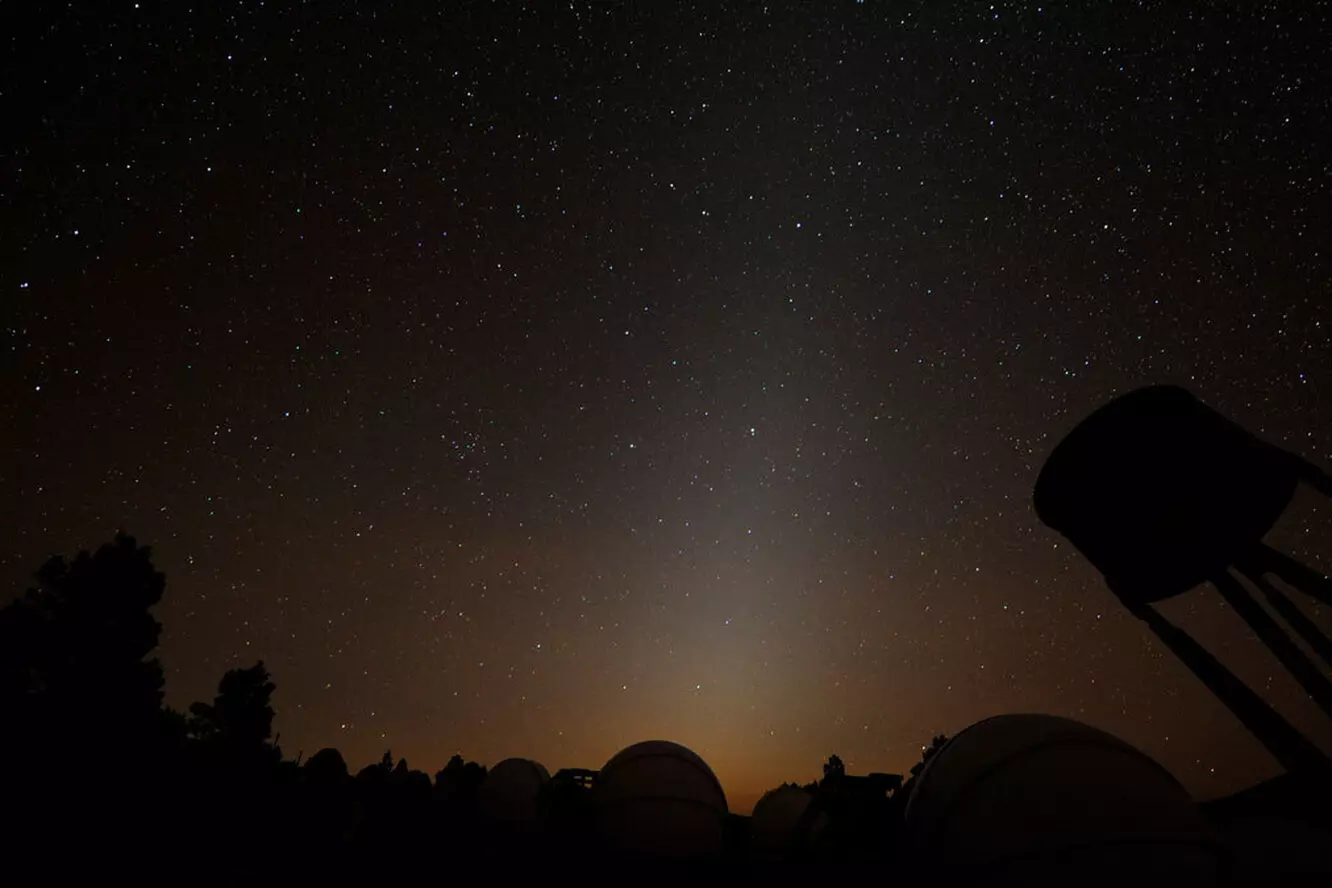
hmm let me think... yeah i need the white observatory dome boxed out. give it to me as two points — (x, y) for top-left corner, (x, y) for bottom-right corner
(594, 740), (728, 859)
(478, 757), (550, 823)
(905, 713), (1222, 885)
(749, 785), (815, 856)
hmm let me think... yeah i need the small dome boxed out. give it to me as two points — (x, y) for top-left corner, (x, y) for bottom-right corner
(906, 714), (1221, 885)
(479, 758), (550, 822)
(750, 786), (814, 854)
(594, 740), (728, 859)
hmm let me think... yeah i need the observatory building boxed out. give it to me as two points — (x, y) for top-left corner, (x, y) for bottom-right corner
(592, 740), (729, 859)
(904, 713), (1223, 885)
(549, 767), (597, 791)
(478, 757), (549, 823)
(749, 785), (816, 857)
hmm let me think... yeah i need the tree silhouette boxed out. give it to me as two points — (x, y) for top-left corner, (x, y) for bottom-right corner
(910, 734), (949, 778)
(438, 752), (488, 784)
(823, 754), (846, 782)
(304, 747), (350, 784)
(435, 753), (487, 808)
(0, 534), (168, 759)
(189, 660), (281, 770)
(438, 752), (467, 779)
(0, 535), (181, 879)
(357, 749), (396, 783)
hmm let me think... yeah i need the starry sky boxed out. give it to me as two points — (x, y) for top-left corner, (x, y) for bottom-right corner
(3, 2), (1331, 815)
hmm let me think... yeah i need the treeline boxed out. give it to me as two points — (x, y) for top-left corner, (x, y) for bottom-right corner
(0, 535), (937, 886)
(0, 535), (522, 884)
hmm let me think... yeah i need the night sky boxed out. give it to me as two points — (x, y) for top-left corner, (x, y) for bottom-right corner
(4, 2), (1331, 814)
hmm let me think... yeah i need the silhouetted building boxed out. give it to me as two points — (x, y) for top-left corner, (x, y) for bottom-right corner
(479, 757), (550, 823)
(830, 771), (902, 801)
(795, 767), (902, 859)
(751, 785), (818, 857)
(550, 767), (598, 791)
(593, 740), (729, 860)
(904, 714), (1223, 885)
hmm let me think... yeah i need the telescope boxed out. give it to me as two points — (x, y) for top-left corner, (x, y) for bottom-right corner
(1035, 385), (1332, 775)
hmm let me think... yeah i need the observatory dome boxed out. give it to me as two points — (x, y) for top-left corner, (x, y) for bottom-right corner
(478, 758), (550, 823)
(905, 713), (1221, 885)
(593, 740), (728, 859)
(749, 785), (815, 855)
